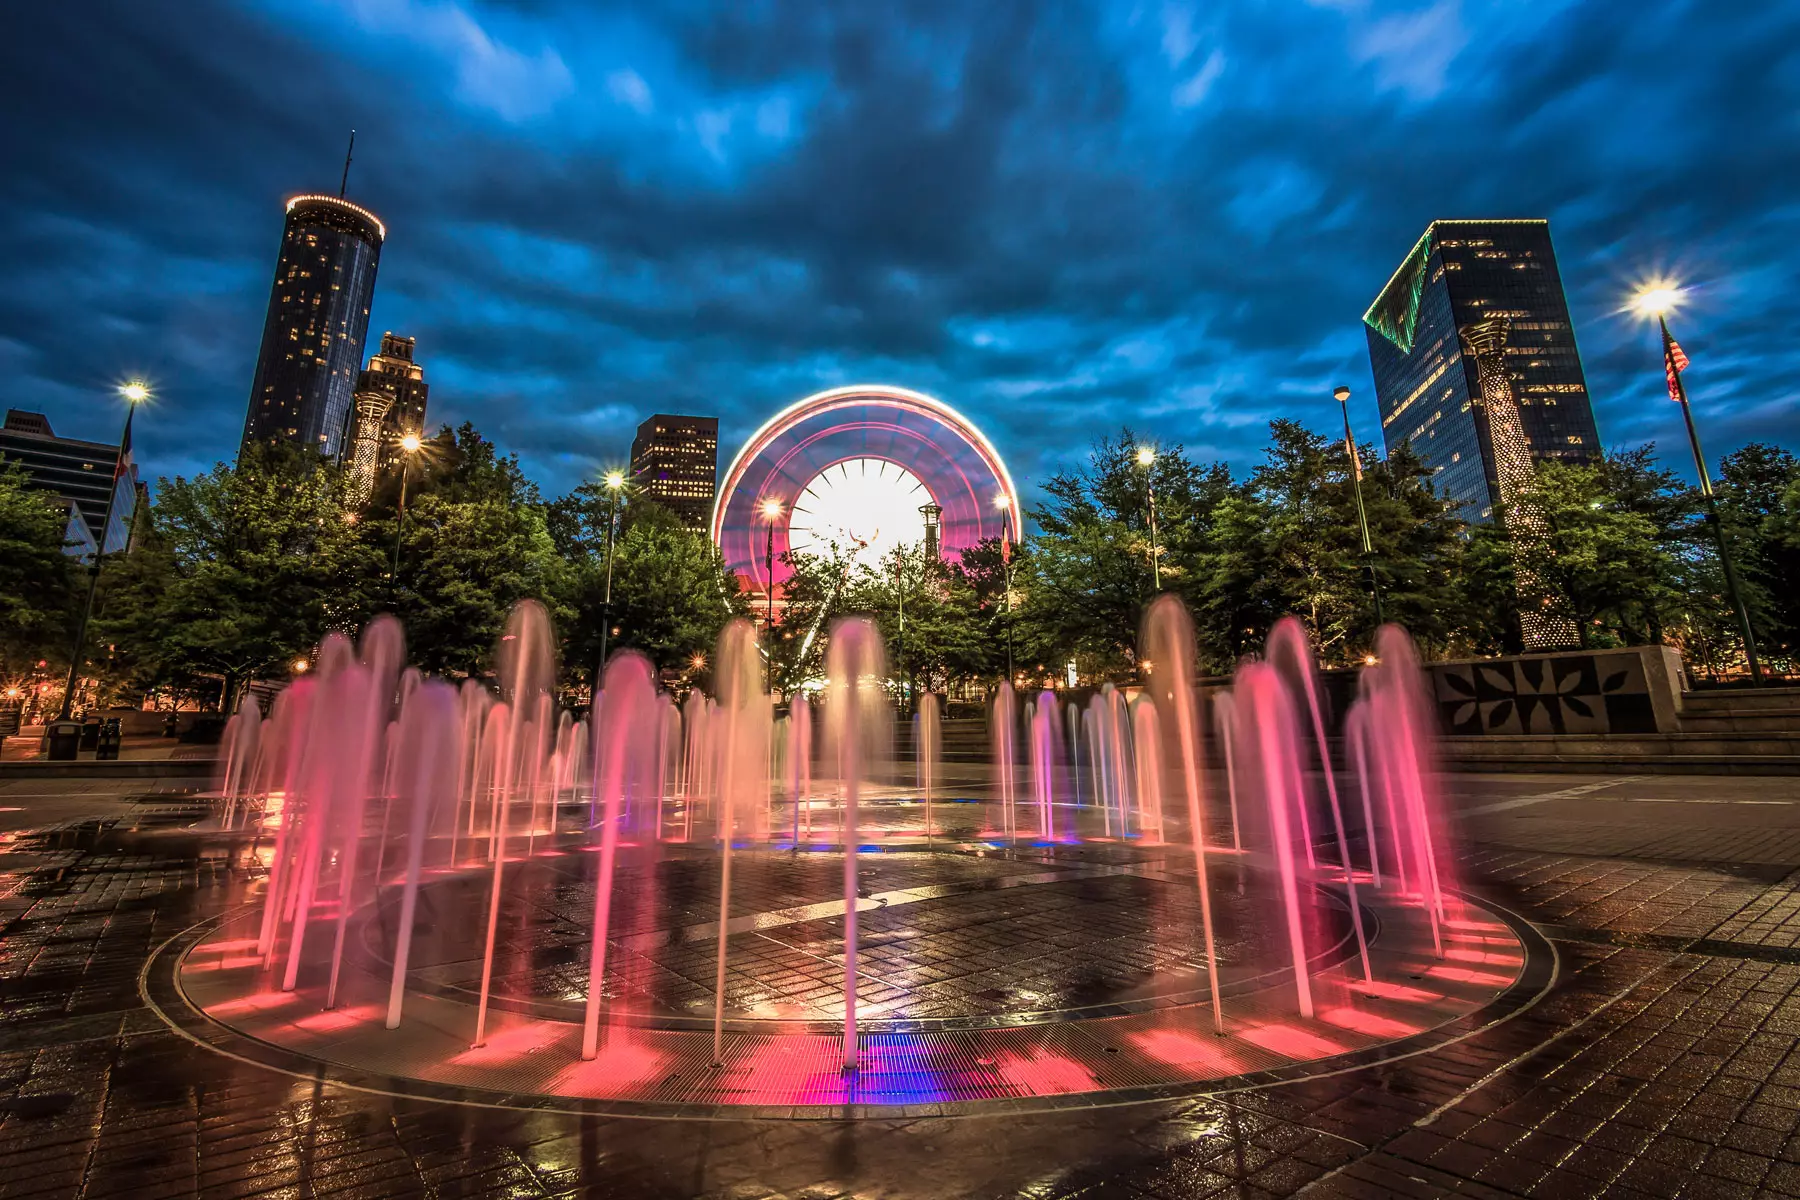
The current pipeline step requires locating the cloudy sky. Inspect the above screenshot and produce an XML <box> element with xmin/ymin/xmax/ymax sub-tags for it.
<box><xmin>4</xmin><ymin>1</ymin><xmax>1797</xmax><ymax>502</ymax></box>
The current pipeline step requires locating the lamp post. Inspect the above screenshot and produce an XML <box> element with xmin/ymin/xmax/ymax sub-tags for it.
<box><xmin>760</xmin><ymin>498</ymin><xmax>782</xmax><ymax>692</ymax></box>
<box><xmin>1135</xmin><ymin>446</ymin><xmax>1161</xmax><ymax>592</ymax></box>
<box><xmin>1334</xmin><ymin>386</ymin><xmax>1385</xmax><ymax>627</ymax></box>
<box><xmin>997</xmin><ymin>494</ymin><xmax>1016</xmax><ymax>684</ymax></box>
<box><xmin>596</xmin><ymin>470</ymin><xmax>626</xmax><ymax>683</ymax></box>
<box><xmin>1633</xmin><ymin>284</ymin><xmax>1762</xmax><ymax>685</ymax></box>
<box><xmin>389</xmin><ymin>432</ymin><xmax>424</xmax><ymax>588</ymax></box>
<box><xmin>57</xmin><ymin>381</ymin><xmax>149</xmax><ymax>723</ymax></box>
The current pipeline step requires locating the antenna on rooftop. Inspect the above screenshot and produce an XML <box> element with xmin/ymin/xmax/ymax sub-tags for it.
<box><xmin>339</xmin><ymin>130</ymin><xmax>356</xmax><ymax>198</ymax></box>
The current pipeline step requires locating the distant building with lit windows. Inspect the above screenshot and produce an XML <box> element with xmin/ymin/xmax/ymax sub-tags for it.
<box><xmin>1363</xmin><ymin>219</ymin><xmax>1600</xmax><ymax>523</ymax></box>
<box><xmin>346</xmin><ymin>333</ymin><xmax>429</xmax><ymax>505</ymax></box>
<box><xmin>240</xmin><ymin>194</ymin><xmax>385</xmax><ymax>461</ymax></box>
<box><xmin>0</xmin><ymin>409</ymin><xmax>139</xmax><ymax>558</ymax></box>
<box><xmin>629</xmin><ymin>414</ymin><xmax>719</xmax><ymax>532</ymax></box>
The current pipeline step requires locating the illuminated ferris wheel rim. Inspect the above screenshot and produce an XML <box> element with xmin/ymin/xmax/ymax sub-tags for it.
<box><xmin>710</xmin><ymin>384</ymin><xmax>1022</xmax><ymax>545</ymax></box>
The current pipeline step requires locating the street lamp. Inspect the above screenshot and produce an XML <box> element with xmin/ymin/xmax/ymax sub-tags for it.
<box><xmin>596</xmin><ymin>470</ymin><xmax>627</xmax><ymax>682</ymax></box>
<box><xmin>1631</xmin><ymin>283</ymin><xmax>1762</xmax><ymax>685</ymax></box>
<box><xmin>390</xmin><ymin>432</ymin><xmax>425</xmax><ymax>587</ymax></box>
<box><xmin>57</xmin><ymin>380</ymin><xmax>150</xmax><ymax>724</ymax></box>
<box><xmin>1135</xmin><ymin>445</ymin><xmax>1161</xmax><ymax>592</ymax></box>
<box><xmin>760</xmin><ymin>498</ymin><xmax>783</xmax><ymax>690</ymax></box>
<box><xmin>997</xmin><ymin>494</ymin><xmax>1015</xmax><ymax>683</ymax></box>
<box><xmin>1334</xmin><ymin>386</ymin><xmax>1385</xmax><ymax>627</ymax></box>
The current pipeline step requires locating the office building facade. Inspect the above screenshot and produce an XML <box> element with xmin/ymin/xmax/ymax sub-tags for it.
<box><xmin>629</xmin><ymin>414</ymin><xmax>719</xmax><ymax>532</ymax></box>
<box><xmin>346</xmin><ymin>332</ymin><xmax>430</xmax><ymax>504</ymax></box>
<box><xmin>240</xmin><ymin>194</ymin><xmax>385</xmax><ymax>460</ymax></box>
<box><xmin>1363</xmin><ymin>219</ymin><xmax>1600</xmax><ymax>523</ymax></box>
<box><xmin>0</xmin><ymin>409</ymin><xmax>139</xmax><ymax>557</ymax></box>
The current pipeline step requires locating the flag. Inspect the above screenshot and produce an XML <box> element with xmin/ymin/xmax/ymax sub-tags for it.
<box><xmin>1000</xmin><ymin>514</ymin><xmax>1012</xmax><ymax>565</ymax></box>
<box><xmin>114</xmin><ymin>421</ymin><xmax>133</xmax><ymax>479</ymax></box>
<box><xmin>1664</xmin><ymin>334</ymin><xmax>1690</xmax><ymax>404</ymax></box>
<box><xmin>1344</xmin><ymin>435</ymin><xmax>1363</xmax><ymax>482</ymax></box>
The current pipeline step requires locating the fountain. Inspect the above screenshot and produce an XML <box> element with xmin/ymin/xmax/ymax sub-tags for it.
<box><xmin>184</xmin><ymin>593</ymin><xmax>1528</xmax><ymax>1114</ymax></box>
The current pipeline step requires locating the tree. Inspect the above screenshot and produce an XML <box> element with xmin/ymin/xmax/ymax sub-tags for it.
<box><xmin>1717</xmin><ymin>444</ymin><xmax>1800</xmax><ymax>672</ymax></box>
<box><xmin>97</xmin><ymin>442</ymin><xmax>367</xmax><ymax>710</ymax></box>
<box><xmin>573</xmin><ymin>502</ymin><xmax>745</xmax><ymax>680</ymax></box>
<box><xmin>0</xmin><ymin>463</ymin><xmax>79</xmax><ymax>676</ymax></box>
<box><xmin>1023</xmin><ymin>430</ymin><xmax>1232</xmax><ymax>678</ymax></box>
<box><xmin>350</xmin><ymin>424</ymin><xmax>571</xmax><ymax>679</ymax></box>
<box><xmin>769</xmin><ymin>540</ymin><xmax>863</xmax><ymax>690</ymax></box>
<box><xmin>1201</xmin><ymin>422</ymin><xmax>1466</xmax><ymax>669</ymax></box>
<box><xmin>1499</xmin><ymin>459</ymin><xmax>1679</xmax><ymax>649</ymax></box>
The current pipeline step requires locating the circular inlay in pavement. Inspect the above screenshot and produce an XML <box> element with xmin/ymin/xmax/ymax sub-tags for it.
<box><xmin>151</xmin><ymin>845</ymin><xmax>1550</xmax><ymax>1117</ymax></box>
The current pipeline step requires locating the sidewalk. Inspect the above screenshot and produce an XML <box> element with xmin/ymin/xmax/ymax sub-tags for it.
<box><xmin>0</xmin><ymin>731</ymin><xmax>210</xmax><ymax>763</ymax></box>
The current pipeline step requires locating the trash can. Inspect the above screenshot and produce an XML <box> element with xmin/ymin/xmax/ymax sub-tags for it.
<box><xmin>46</xmin><ymin>719</ymin><xmax>82</xmax><ymax>761</ymax></box>
<box><xmin>95</xmin><ymin>718</ymin><xmax>122</xmax><ymax>761</ymax></box>
<box><xmin>79</xmin><ymin>716</ymin><xmax>102</xmax><ymax>751</ymax></box>
<box><xmin>162</xmin><ymin>713</ymin><xmax>179</xmax><ymax>739</ymax></box>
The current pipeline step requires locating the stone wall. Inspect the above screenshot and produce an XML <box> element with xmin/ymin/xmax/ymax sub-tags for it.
<box><xmin>1426</xmin><ymin>645</ymin><xmax>1685</xmax><ymax>737</ymax></box>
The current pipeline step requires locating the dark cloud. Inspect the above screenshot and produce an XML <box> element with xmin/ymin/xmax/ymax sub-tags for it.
<box><xmin>2</xmin><ymin>0</ymin><xmax>1797</xmax><ymax>499</ymax></box>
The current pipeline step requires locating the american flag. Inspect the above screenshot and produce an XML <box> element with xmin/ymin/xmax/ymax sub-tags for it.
<box><xmin>1664</xmin><ymin>333</ymin><xmax>1691</xmax><ymax>404</ymax></box>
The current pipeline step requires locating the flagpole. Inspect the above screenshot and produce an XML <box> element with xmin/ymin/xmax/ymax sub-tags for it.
<box><xmin>1335</xmin><ymin>386</ymin><xmax>1384</xmax><ymax>628</ymax></box>
<box><xmin>1664</xmin><ymin>314</ymin><xmax>1762</xmax><ymax>686</ymax></box>
<box><xmin>57</xmin><ymin>388</ymin><xmax>144</xmax><ymax>722</ymax></box>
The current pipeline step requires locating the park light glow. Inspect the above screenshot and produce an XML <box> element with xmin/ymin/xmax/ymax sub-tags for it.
<box><xmin>1630</xmin><ymin>281</ymin><xmax>1683</xmax><ymax>319</ymax></box>
<box><xmin>604</xmin><ymin>470</ymin><xmax>626</xmax><ymax>491</ymax></box>
<box><xmin>399</xmin><ymin>433</ymin><xmax>423</xmax><ymax>454</ymax></box>
<box><xmin>760</xmin><ymin>498</ymin><xmax>783</xmax><ymax>521</ymax></box>
<box><xmin>1135</xmin><ymin>446</ymin><xmax>1156</xmax><ymax>468</ymax></box>
<box><xmin>291</xmin><ymin>658</ymin><xmax>309</xmax><ymax>674</ymax></box>
<box><xmin>119</xmin><ymin>380</ymin><xmax>151</xmax><ymax>404</ymax></box>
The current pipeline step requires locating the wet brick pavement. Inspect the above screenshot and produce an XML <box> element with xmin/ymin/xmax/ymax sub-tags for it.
<box><xmin>6</xmin><ymin>776</ymin><xmax>1800</xmax><ymax>1196</ymax></box>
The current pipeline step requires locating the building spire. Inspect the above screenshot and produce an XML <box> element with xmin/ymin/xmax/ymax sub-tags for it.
<box><xmin>339</xmin><ymin>130</ymin><xmax>355</xmax><ymax>198</ymax></box>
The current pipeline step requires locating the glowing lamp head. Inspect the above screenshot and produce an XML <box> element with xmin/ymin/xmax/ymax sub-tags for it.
<box><xmin>1135</xmin><ymin>446</ymin><xmax>1156</xmax><ymax>468</ymax></box>
<box><xmin>995</xmin><ymin>493</ymin><xmax>1011</xmax><ymax>510</ymax></box>
<box><xmin>689</xmin><ymin>653</ymin><xmax>706</xmax><ymax>671</ymax></box>
<box><xmin>119</xmin><ymin>381</ymin><xmax>150</xmax><ymax>404</ymax></box>
<box><xmin>1631</xmin><ymin>283</ymin><xmax>1683</xmax><ymax>318</ymax></box>
<box><xmin>399</xmin><ymin>433</ymin><xmax>423</xmax><ymax>454</ymax></box>
<box><xmin>1333</xmin><ymin>385</ymin><xmax>1351</xmax><ymax>403</ymax></box>
<box><xmin>760</xmin><ymin>499</ymin><xmax>783</xmax><ymax>521</ymax></box>
<box><xmin>291</xmin><ymin>658</ymin><xmax>309</xmax><ymax>674</ymax></box>
<box><xmin>603</xmin><ymin>470</ymin><xmax>626</xmax><ymax>491</ymax></box>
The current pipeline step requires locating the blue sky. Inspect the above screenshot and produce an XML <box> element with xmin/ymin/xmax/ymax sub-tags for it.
<box><xmin>3</xmin><ymin>1</ymin><xmax>1797</xmax><ymax>502</ymax></box>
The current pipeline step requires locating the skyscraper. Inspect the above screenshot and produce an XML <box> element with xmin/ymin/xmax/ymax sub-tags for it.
<box><xmin>346</xmin><ymin>333</ymin><xmax>430</xmax><ymax>504</ymax></box>
<box><xmin>1363</xmin><ymin>219</ymin><xmax>1600</xmax><ymax>524</ymax></box>
<box><xmin>240</xmin><ymin>193</ymin><xmax>385</xmax><ymax>460</ymax></box>
<box><xmin>629</xmin><ymin>414</ymin><xmax>719</xmax><ymax>532</ymax></box>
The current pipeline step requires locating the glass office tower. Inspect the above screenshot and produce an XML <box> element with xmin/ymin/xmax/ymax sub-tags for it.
<box><xmin>240</xmin><ymin>194</ymin><xmax>385</xmax><ymax>460</ymax></box>
<box><xmin>1363</xmin><ymin>219</ymin><xmax>1599</xmax><ymax>523</ymax></box>
<box><xmin>630</xmin><ymin>414</ymin><xmax>719</xmax><ymax>533</ymax></box>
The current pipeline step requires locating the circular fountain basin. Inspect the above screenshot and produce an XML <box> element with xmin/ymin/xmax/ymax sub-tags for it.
<box><xmin>153</xmin><ymin>845</ymin><xmax>1548</xmax><ymax>1117</ymax></box>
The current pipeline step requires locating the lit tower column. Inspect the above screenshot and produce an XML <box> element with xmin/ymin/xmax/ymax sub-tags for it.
<box><xmin>346</xmin><ymin>389</ymin><xmax>393</xmax><ymax>507</ymax></box>
<box><xmin>919</xmin><ymin>503</ymin><xmax>943</xmax><ymax>561</ymax></box>
<box><xmin>1459</xmin><ymin>318</ymin><xmax>1580</xmax><ymax>650</ymax></box>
